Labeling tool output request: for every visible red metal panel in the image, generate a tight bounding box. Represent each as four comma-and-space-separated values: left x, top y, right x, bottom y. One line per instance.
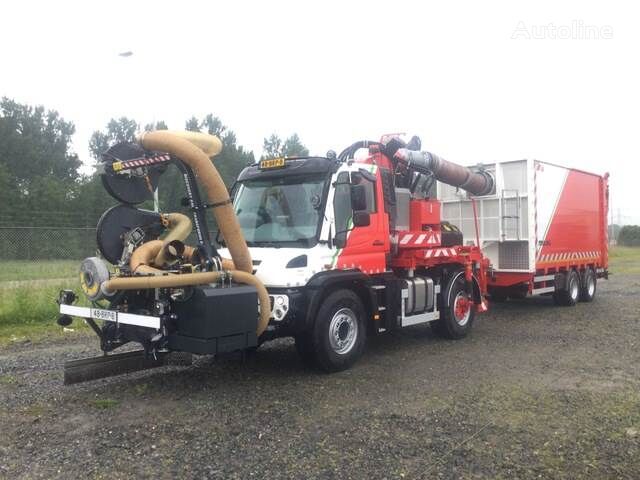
536, 169, 607, 270
410, 199, 441, 229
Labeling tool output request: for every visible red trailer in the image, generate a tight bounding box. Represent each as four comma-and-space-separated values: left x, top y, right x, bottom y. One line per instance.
439, 159, 609, 305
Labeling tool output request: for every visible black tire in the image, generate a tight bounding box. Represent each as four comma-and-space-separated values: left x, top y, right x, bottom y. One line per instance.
309, 289, 367, 372
433, 271, 476, 339
579, 268, 597, 302
553, 269, 580, 306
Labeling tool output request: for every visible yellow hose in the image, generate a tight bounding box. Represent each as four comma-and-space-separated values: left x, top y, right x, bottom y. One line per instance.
138, 130, 252, 274
103, 269, 271, 336
154, 213, 192, 267
130, 240, 165, 274
104, 130, 269, 335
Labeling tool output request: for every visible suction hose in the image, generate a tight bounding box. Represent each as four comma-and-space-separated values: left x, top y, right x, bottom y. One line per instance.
137, 130, 253, 274
154, 213, 192, 267
103, 130, 269, 335
103, 268, 270, 336
394, 148, 495, 197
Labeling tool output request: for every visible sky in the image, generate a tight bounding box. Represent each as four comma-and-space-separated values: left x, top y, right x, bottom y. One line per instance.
2, 0, 639, 224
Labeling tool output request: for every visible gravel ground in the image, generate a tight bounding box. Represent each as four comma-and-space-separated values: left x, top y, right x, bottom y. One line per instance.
1, 273, 639, 479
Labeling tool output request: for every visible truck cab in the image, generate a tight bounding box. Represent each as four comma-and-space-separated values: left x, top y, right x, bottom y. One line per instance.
223, 148, 486, 371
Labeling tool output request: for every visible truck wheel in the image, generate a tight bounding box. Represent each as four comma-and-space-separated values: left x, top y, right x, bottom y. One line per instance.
579, 268, 597, 302
311, 289, 366, 372
433, 272, 476, 339
553, 269, 580, 306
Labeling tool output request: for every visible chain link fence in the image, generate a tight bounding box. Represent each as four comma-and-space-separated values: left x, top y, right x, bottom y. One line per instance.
0, 208, 222, 261
0, 226, 98, 260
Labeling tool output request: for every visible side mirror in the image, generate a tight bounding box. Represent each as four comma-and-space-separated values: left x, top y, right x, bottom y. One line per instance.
350, 184, 367, 211
352, 210, 370, 227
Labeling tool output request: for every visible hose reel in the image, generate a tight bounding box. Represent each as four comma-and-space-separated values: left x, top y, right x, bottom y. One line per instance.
100, 142, 166, 205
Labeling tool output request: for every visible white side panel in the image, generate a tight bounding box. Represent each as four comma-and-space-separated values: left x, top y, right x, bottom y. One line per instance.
526, 159, 537, 271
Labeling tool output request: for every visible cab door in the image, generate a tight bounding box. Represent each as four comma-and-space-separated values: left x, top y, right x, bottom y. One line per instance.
333, 168, 389, 273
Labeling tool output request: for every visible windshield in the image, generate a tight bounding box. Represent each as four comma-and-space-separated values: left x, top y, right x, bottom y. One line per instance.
234, 174, 327, 247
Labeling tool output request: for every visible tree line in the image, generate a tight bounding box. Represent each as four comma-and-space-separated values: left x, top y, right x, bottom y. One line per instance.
0, 97, 309, 227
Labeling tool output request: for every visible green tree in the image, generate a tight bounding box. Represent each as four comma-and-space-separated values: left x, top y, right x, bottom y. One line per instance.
618, 225, 640, 246
0, 97, 80, 184
261, 133, 309, 159
143, 120, 168, 131
0, 97, 80, 221
88, 117, 139, 160
185, 116, 201, 132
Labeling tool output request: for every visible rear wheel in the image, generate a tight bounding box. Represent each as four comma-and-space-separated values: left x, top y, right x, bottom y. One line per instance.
553, 269, 580, 306
579, 268, 597, 302
433, 271, 476, 339
308, 289, 366, 372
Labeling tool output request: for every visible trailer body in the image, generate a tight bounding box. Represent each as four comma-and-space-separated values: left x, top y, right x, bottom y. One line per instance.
439, 159, 609, 299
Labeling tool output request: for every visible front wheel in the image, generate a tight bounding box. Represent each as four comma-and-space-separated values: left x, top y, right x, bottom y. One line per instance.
308, 289, 366, 372
433, 271, 476, 339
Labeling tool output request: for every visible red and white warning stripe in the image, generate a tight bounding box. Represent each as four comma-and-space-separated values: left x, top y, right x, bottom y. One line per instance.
398, 232, 441, 246
114, 153, 172, 172
425, 247, 457, 258
539, 251, 600, 262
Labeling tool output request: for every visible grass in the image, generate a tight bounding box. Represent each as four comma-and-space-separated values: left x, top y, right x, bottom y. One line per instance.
0, 279, 90, 345
89, 398, 120, 409
608, 246, 640, 274
0, 260, 80, 282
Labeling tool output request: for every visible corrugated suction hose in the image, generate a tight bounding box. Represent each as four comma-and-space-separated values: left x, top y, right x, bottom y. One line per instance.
102, 130, 270, 336
154, 213, 192, 267
138, 130, 253, 274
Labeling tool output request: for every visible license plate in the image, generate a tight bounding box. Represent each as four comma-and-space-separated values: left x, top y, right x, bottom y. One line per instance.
91, 308, 118, 322
259, 157, 285, 169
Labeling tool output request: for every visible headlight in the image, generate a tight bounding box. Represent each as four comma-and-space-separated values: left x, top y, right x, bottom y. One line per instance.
270, 295, 289, 322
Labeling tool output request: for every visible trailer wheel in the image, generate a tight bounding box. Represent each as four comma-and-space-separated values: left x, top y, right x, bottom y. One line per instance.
579, 268, 597, 302
553, 269, 580, 306
433, 271, 476, 339
309, 289, 366, 372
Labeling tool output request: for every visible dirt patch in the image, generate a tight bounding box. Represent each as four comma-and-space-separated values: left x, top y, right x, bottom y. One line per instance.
1, 273, 639, 479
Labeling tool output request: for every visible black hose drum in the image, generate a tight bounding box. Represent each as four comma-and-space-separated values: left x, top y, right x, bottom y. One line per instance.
168, 285, 259, 354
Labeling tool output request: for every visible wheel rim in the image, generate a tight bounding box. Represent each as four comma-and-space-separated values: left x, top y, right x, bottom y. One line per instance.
587, 274, 595, 296
453, 292, 471, 326
329, 308, 358, 355
570, 275, 579, 300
